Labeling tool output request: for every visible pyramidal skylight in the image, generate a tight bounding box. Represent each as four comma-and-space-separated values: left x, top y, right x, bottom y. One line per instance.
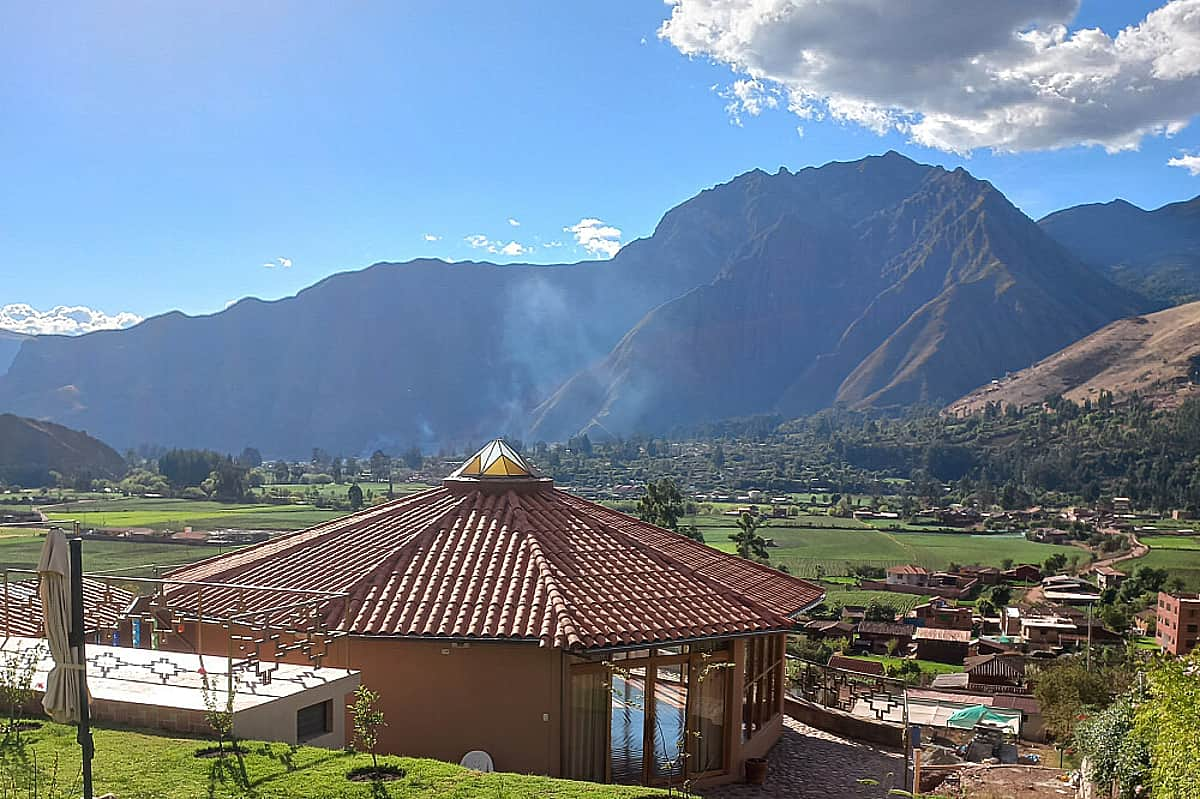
448, 439, 540, 479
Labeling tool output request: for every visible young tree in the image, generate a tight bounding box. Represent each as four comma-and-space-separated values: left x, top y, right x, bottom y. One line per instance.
637, 478, 685, 532
729, 512, 769, 560
349, 684, 387, 772
348, 483, 364, 510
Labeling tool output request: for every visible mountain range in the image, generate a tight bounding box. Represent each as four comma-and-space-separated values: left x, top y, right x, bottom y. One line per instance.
1039, 195, 1200, 306
2, 152, 1189, 457
0, 413, 125, 487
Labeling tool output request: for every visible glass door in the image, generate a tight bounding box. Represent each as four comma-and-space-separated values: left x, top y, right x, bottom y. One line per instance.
610, 665, 647, 784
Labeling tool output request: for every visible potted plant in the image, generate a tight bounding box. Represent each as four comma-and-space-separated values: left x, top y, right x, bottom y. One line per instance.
745, 756, 769, 784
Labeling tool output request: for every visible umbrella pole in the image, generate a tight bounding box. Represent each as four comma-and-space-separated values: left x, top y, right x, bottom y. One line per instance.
69, 536, 94, 799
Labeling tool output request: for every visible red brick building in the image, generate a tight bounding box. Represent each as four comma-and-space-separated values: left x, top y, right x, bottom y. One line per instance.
1155, 591, 1200, 655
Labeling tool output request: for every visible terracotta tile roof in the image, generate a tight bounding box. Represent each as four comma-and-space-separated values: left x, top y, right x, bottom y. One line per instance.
164, 452, 824, 651
1, 578, 134, 637
887, 564, 928, 575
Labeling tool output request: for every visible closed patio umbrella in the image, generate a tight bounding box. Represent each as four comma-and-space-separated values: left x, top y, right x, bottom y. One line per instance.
37, 528, 82, 723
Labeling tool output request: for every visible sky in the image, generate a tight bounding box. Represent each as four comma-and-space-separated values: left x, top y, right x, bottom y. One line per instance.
4, 0, 1200, 332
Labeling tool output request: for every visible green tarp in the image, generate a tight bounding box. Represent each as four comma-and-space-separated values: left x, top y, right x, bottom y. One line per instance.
946, 705, 1014, 730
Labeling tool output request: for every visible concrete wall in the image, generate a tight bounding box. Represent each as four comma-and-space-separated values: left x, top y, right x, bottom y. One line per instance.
784, 696, 904, 749
233, 670, 359, 750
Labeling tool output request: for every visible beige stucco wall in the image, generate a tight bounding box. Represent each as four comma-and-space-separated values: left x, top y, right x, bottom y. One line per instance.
233, 669, 360, 749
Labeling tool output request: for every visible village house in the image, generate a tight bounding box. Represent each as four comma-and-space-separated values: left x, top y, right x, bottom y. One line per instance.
1041, 574, 1102, 604
802, 619, 855, 640
1029, 528, 1072, 545
962, 653, 1026, 691
854, 621, 914, 655
840, 605, 868, 625
140, 440, 826, 788
826, 654, 885, 677
1093, 565, 1126, 591
908, 600, 973, 631
885, 564, 929, 588
956, 565, 1000, 585
1001, 564, 1042, 584
1020, 616, 1079, 650
1155, 591, 1200, 656
913, 627, 971, 664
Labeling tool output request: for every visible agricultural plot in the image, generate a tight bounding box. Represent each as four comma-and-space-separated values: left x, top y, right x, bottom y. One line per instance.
44, 497, 343, 532
0, 530, 229, 580
698, 522, 1077, 577
1128, 536, 1200, 590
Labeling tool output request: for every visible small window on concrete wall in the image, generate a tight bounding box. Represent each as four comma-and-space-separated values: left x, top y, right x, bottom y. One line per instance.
296, 700, 331, 742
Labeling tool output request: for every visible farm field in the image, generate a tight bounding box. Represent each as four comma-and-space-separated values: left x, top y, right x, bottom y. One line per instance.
698, 522, 1079, 578
256, 481, 430, 501
1127, 535, 1200, 590
0, 529, 229, 580
44, 497, 344, 532
818, 586, 924, 613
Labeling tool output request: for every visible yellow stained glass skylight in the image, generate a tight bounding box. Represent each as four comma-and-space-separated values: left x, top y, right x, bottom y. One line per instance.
449, 439, 540, 479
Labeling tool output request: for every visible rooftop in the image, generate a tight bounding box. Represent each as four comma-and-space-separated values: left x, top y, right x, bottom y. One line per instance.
163, 440, 825, 651
913, 627, 971, 642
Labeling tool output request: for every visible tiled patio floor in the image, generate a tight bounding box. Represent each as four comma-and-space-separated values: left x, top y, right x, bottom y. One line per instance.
698, 718, 905, 799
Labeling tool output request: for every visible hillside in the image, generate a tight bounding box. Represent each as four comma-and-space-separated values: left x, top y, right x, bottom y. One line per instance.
947, 301, 1200, 415
0, 153, 1144, 454
530, 154, 1142, 440
1040, 196, 1200, 305
0, 413, 125, 486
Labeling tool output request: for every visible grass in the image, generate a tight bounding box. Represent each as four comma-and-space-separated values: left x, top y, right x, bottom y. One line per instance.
851, 654, 964, 675
1137, 534, 1200, 550
818, 587, 924, 613
0, 530, 230, 581
1128, 547, 1200, 591
44, 497, 344, 532
1, 722, 665, 798
256, 481, 430, 501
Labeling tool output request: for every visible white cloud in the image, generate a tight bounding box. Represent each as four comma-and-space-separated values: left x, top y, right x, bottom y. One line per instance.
262, 256, 292, 269
465, 234, 533, 257
565, 218, 623, 258
718, 79, 780, 126
423, 233, 442, 241
508, 218, 521, 227
0, 304, 143, 336
660, 0, 1200, 154
542, 240, 565, 248
500, 241, 532, 256
1168, 153, 1200, 174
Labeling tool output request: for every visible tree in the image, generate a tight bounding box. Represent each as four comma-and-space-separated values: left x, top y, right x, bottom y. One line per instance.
349, 684, 387, 772
1034, 656, 1124, 742
348, 483, 364, 510
272, 460, 290, 484
237, 447, 263, 467
637, 478, 686, 532
402, 446, 423, 470
729, 512, 769, 560
1135, 651, 1200, 798
369, 450, 391, 481
1043, 553, 1069, 575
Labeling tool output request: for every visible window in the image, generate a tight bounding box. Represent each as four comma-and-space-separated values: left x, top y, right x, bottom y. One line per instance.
742, 634, 783, 741
296, 700, 331, 742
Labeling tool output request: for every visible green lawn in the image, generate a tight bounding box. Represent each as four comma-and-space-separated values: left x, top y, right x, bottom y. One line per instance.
257, 481, 430, 501
699, 523, 1078, 578
45, 497, 344, 532
851, 654, 964, 675
1137, 534, 1200, 551
0, 530, 230, 580
2, 722, 664, 799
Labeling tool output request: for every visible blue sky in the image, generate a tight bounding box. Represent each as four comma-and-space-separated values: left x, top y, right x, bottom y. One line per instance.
3, 1, 1200, 329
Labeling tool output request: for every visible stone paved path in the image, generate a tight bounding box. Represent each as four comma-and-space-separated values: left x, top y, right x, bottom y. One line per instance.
698, 718, 905, 799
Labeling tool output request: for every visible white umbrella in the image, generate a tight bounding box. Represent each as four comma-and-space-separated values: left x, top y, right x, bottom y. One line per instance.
37, 528, 82, 723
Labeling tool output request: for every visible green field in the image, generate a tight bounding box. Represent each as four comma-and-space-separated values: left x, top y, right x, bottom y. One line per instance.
818, 587, 924, 613
701, 522, 1078, 578
3, 722, 663, 799
1137, 534, 1200, 550
0, 530, 230, 580
257, 481, 430, 501
44, 497, 344, 532
851, 654, 964, 675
